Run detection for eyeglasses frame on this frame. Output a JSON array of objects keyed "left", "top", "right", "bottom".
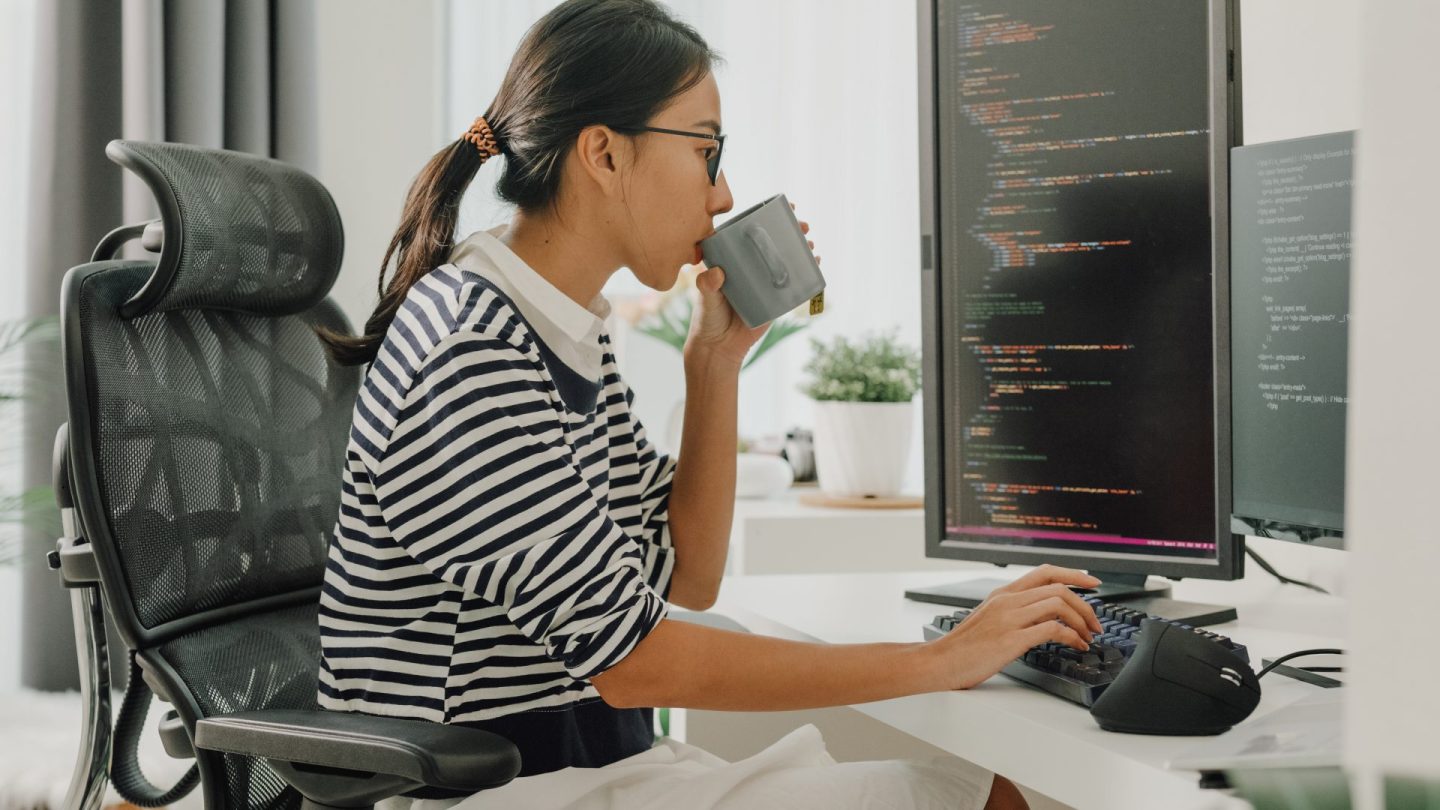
[{"left": 611, "top": 124, "right": 726, "bottom": 185}]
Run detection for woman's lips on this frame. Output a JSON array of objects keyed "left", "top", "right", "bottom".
[{"left": 693, "top": 231, "right": 715, "bottom": 265}]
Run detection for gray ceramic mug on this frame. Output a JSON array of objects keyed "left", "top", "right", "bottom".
[{"left": 700, "top": 193, "right": 825, "bottom": 328}]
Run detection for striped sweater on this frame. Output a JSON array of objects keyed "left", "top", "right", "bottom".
[{"left": 317, "top": 253, "right": 677, "bottom": 731}]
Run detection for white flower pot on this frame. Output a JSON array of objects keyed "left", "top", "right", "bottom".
[{"left": 811, "top": 400, "right": 914, "bottom": 497}]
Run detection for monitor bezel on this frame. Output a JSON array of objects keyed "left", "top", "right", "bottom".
[{"left": 915, "top": 0, "right": 1245, "bottom": 581}]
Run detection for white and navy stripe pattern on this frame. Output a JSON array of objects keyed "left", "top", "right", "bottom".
[{"left": 318, "top": 264, "right": 676, "bottom": 724}]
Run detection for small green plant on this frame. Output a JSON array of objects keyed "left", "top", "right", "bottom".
[
  {"left": 0, "top": 316, "right": 64, "bottom": 565},
  {"left": 636, "top": 295, "right": 809, "bottom": 371},
  {"left": 799, "top": 330, "right": 921, "bottom": 402}
]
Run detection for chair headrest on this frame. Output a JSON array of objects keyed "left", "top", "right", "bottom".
[{"left": 106, "top": 140, "right": 345, "bottom": 318}]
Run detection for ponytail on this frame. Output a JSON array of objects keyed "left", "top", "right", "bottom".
[{"left": 317, "top": 140, "right": 483, "bottom": 366}]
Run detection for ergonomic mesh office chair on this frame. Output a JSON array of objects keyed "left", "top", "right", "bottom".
[{"left": 48, "top": 140, "right": 521, "bottom": 810}]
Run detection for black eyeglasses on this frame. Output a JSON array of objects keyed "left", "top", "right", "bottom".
[{"left": 612, "top": 125, "right": 725, "bottom": 185}]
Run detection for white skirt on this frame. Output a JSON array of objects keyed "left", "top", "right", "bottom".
[{"left": 391, "top": 723, "right": 994, "bottom": 810}]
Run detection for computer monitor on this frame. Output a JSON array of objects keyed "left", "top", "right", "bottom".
[
  {"left": 911, "top": 0, "right": 1244, "bottom": 622},
  {"left": 1229, "top": 131, "right": 1353, "bottom": 551}
]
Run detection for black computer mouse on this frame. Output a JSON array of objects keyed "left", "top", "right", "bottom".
[{"left": 1089, "top": 618, "right": 1261, "bottom": 735}]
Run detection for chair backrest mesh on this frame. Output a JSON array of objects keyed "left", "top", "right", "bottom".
[{"left": 75, "top": 262, "right": 358, "bottom": 632}]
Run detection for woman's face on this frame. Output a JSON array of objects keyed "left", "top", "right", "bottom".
[{"left": 619, "top": 71, "right": 734, "bottom": 291}]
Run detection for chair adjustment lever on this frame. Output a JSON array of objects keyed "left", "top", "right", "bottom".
[{"left": 51, "top": 536, "right": 100, "bottom": 587}]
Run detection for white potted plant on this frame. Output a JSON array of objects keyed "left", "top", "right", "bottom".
[{"left": 800, "top": 330, "right": 922, "bottom": 498}]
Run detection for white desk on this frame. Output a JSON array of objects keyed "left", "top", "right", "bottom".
[
  {"left": 727, "top": 488, "right": 952, "bottom": 575},
  {"left": 695, "top": 567, "right": 1345, "bottom": 810}
]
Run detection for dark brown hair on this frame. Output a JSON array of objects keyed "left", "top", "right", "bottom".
[{"left": 319, "top": 0, "right": 721, "bottom": 366}]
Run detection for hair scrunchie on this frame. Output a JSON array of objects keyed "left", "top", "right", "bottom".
[{"left": 462, "top": 115, "right": 501, "bottom": 162}]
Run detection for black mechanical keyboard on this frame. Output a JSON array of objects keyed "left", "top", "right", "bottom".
[{"left": 921, "top": 596, "right": 1249, "bottom": 707}]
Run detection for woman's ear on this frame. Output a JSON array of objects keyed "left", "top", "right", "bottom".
[{"left": 575, "top": 124, "right": 628, "bottom": 199}]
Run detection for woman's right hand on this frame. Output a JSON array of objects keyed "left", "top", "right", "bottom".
[{"left": 926, "top": 565, "right": 1105, "bottom": 691}]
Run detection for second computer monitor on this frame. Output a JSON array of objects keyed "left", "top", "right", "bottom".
[
  {"left": 1229, "top": 131, "right": 1353, "bottom": 549},
  {"left": 914, "top": 0, "right": 1244, "bottom": 594}
]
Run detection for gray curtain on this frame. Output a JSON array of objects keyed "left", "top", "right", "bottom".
[{"left": 21, "top": 0, "right": 319, "bottom": 691}]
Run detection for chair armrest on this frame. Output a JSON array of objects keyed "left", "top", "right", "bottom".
[{"left": 194, "top": 709, "right": 520, "bottom": 794}]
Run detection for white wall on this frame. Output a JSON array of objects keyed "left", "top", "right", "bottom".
[
  {"left": 1344, "top": 0, "right": 1440, "bottom": 803},
  {"left": 1239, "top": 0, "right": 1363, "bottom": 144},
  {"left": 315, "top": 0, "right": 448, "bottom": 332}
]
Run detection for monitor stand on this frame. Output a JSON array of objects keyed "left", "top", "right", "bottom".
[{"left": 904, "top": 571, "right": 1237, "bottom": 626}]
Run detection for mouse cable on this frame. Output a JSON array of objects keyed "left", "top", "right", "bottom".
[
  {"left": 1245, "top": 546, "right": 1331, "bottom": 595},
  {"left": 1257, "top": 648, "right": 1345, "bottom": 680}
]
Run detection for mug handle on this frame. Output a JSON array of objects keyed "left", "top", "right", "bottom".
[{"left": 745, "top": 225, "right": 789, "bottom": 288}]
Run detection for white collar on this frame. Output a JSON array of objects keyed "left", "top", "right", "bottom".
[{"left": 448, "top": 225, "right": 610, "bottom": 380}]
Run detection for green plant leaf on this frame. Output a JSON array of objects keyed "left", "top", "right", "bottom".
[
  {"left": 742, "top": 317, "right": 809, "bottom": 370},
  {"left": 636, "top": 297, "right": 693, "bottom": 353},
  {"left": 798, "top": 329, "right": 922, "bottom": 402},
  {"left": 0, "top": 316, "right": 68, "bottom": 566},
  {"left": 0, "top": 315, "right": 64, "bottom": 409},
  {"left": 0, "top": 316, "right": 60, "bottom": 356},
  {"left": 0, "top": 485, "right": 62, "bottom": 566},
  {"left": 635, "top": 299, "right": 815, "bottom": 377},
  {"left": 662, "top": 298, "right": 692, "bottom": 341}
]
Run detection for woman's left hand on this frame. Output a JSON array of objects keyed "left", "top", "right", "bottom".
[{"left": 684, "top": 206, "right": 819, "bottom": 370}]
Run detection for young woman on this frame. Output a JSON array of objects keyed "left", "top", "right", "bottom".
[{"left": 317, "top": 1, "right": 1102, "bottom": 807}]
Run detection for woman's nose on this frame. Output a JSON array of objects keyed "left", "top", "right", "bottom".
[{"left": 711, "top": 170, "right": 734, "bottom": 215}]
